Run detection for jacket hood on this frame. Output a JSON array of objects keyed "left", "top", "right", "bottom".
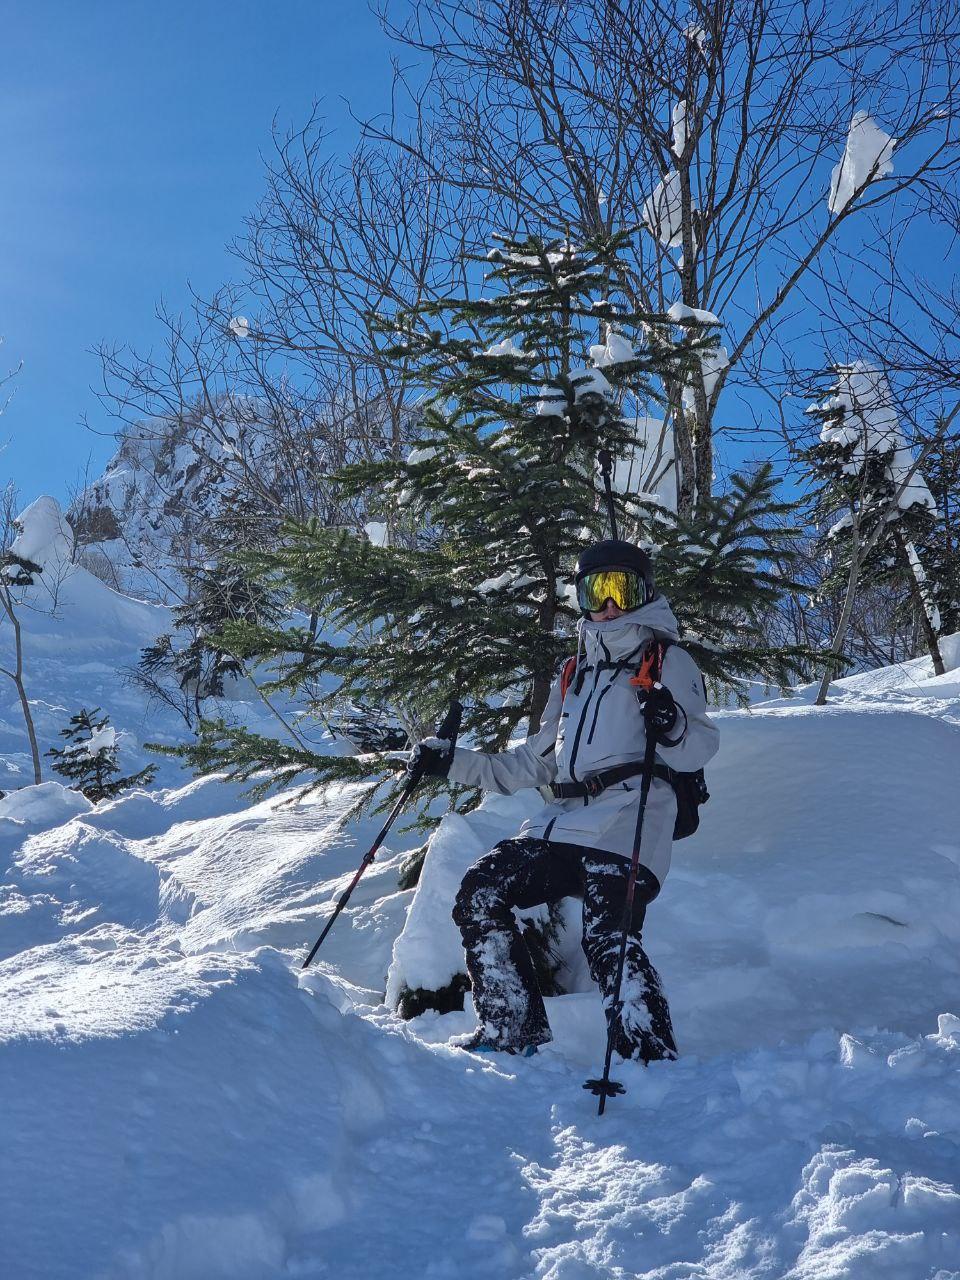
[{"left": 576, "top": 594, "right": 680, "bottom": 663}]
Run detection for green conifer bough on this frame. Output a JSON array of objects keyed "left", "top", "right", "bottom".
[{"left": 170, "top": 231, "right": 809, "bottom": 807}]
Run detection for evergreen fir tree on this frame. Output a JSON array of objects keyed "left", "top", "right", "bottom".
[
  {"left": 635, "top": 464, "right": 810, "bottom": 697},
  {"left": 164, "top": 229, "right": 809, "bottom": 800},
  {"left": 137, "top": 492, "right": 282, "bottom": 728},
  {"left": 802, "top": 363, "right": 943, "bottom": 672},
  {"left": 47, "top": 708, "right": 156, "bottom": 803},
  {"left": 139, "top": 560, "right": 273, "bottom": 720},
  {"left": 916, "top": 427, "right": 960, "bottom": 638}
]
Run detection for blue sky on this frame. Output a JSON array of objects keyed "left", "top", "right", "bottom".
[
  {"left": 3, "top": 4, "right": 952, "bottom": 513},
  {"left": 0, "top": 1, "right": 392, "bottom": 504}
]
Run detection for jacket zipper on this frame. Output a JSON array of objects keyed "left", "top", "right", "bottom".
[
  {"left": 586, "top": 681, "right": 613, "bottom": 745},
  {"left": 567, "top": 637, "right": 608, "bottom": 781}
]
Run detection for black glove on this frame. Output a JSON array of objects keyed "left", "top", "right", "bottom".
[
  {"left": 640, "top": 684, "right": 678, "bottom": 736},
  {"left": 407, "top": 736, "right": 454, "bottom": 779}
]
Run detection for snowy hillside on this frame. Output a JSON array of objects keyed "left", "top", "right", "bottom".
[
  {"left": 0, "top": 512, "right": 173, "bottom": 792},
  {"left": 0, "top": 497, "right": 309, "bottom": 794},
  {"left": 3, "top": 628, "right": 960, "bottom": 1278}
]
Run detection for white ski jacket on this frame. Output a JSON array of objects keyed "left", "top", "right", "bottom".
[{"left": 447, "top": 598, "right": 719, "bottom": 887}]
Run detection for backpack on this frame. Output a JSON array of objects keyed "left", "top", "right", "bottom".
[{"left": 559, "top": 639, "right": 710, "bottom": 841}]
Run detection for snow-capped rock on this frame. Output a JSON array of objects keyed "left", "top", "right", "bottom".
[
  {"left": 6, "top": 496, "right": 74, "bottom": 580},
  {"left": 67, "top": 414, "right": 241, "bottom": 602}
]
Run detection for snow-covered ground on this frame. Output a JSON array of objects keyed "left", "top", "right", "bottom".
[
  {"left": 0, "top": 557, "right": 175, "bottom": 792},
  {"left": 2, "top": 573, "right": 960, "bottom": 1278}
]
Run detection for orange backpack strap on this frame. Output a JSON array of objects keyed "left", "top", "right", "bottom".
[
  {"left": 629, "top": 640, "right": 669, "bottom": 692},
  {"left": 559, "top": 655, "right": 578, "bottom": 700}
]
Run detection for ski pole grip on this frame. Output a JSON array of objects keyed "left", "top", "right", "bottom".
[{"left": 436, "top": 699, "right": 463, "bottom": 746}]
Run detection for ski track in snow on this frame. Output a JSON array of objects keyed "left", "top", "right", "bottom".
[{"left": 2, "top": 657, "right": 960, "bottom": 1276}]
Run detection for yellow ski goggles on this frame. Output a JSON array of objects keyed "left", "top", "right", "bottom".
[{"left": 576, "top": 568, "right": 645, "bottom": 614}]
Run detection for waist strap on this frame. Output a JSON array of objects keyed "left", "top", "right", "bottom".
[{"left": 550, "top": 760, "right": 675, "bottom": 800}]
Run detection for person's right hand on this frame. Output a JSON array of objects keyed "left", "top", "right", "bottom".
[{"left": 407, "top": 736, "right": 454, "bottom": 778}]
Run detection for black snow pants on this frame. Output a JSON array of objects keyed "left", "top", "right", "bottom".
[{"left": 452, "top": 837, "right": 677, "bottom": 1062}]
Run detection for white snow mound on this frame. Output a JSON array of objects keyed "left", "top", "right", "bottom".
[
  {"left": 3, "top": 644, "right": 960, "bottom": 1278},
  {"left": 6, "top": 495, "right": 74, "bottom": 576}
]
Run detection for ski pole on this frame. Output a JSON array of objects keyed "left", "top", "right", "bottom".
[
  {"left": 301, "top": 698, "right": 463, "bottom": 970},
  {"left": 597, "top": 448, "right": 619, "bottom": 541},
  {"left": 583, "top": 723, "right": 658, "bottom": 1114}
]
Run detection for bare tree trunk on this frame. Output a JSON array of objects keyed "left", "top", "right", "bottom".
[
  {"left": 673, "top": 402, "right": 697, "bottom": 517},
  {"left": 892, "top": 527, "right": 945, "bottom": 675},
  {"left": 0, "top": 585, "right": 42, "bottom": 785},
  {"left": 815, "top": 510, "right": 862, "bottom": 706}
]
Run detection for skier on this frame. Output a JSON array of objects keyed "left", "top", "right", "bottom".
[{"left": 409, "top": 539, "right": 719, "bottom": 1061}]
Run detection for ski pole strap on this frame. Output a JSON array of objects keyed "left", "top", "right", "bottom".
[{"left": 549, "top": 760, "right": 676, "bottom": 800}]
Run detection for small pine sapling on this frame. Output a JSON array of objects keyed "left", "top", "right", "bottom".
[
  {"left": 47, "top": 707, "right": 156, "bottom": 803},
  {"left": 167, "top": 231, "right": 698, "bottom": 800}
]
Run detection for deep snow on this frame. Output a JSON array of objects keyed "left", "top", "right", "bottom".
[{"left": 2, "top": 586, "right": 960, "bottom": 1278}]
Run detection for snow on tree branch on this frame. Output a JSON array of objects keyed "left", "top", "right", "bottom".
[
  {"left": 588, "top": 327, "right": 635, "bottom": 368},
  {"left": 813, "top": 361, "right": 935, "bottom": 515},
  {"left": 671, "top": 102, "right": 688, "bottom": 159},
  {"left": 828, "top": 113, "right": 896, "bottom": 216},
  {"left": 642, "top": 171, "right": 691, "bottom": 249},
  {"left": 534, "top": 366, "right": 613, "bottom": 416},
  {"left": 483, "top": 335, "right": 530, "bottom": 359},
  {"left": 683, "top": 22, "right": 708, "bottom": 53},
  {"left": 667, "top": 302, "right": 720, "bottom": 326}
]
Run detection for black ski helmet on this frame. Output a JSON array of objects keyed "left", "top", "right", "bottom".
[{"left": 574, "top": 539, "right": 655, "bottom": 611}]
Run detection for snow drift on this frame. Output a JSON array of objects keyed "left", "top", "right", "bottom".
[{"left": 2, "top": 590, "right": 960, "bottom": 1276}]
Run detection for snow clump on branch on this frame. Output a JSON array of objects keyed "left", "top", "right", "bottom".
[
  {"left": 534, "top": 366, "right": 613, "bottom": 417},
  {"left": 667, "top": 302, "right": 721, "bottom": 326},
  {"left": 683, "top": 22, "right": 708, "bottom": 51},
  {"left": 642, "top": 171, "right": 692, "bottom": 249},
  {"left": 828, "top": 112, "right": 896, "bottom": 216},
  {"left": 589, "top": 327, "right": 635, "bottom": 368},
  {"left": 671, "top": 102, "right": 688, "bottom": 158},
  {"left": 483, "top": 335, "right": 530, "bottom": 360},
  {"left": 69, "top": 723, "right": 117, "bottom": 760}
]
